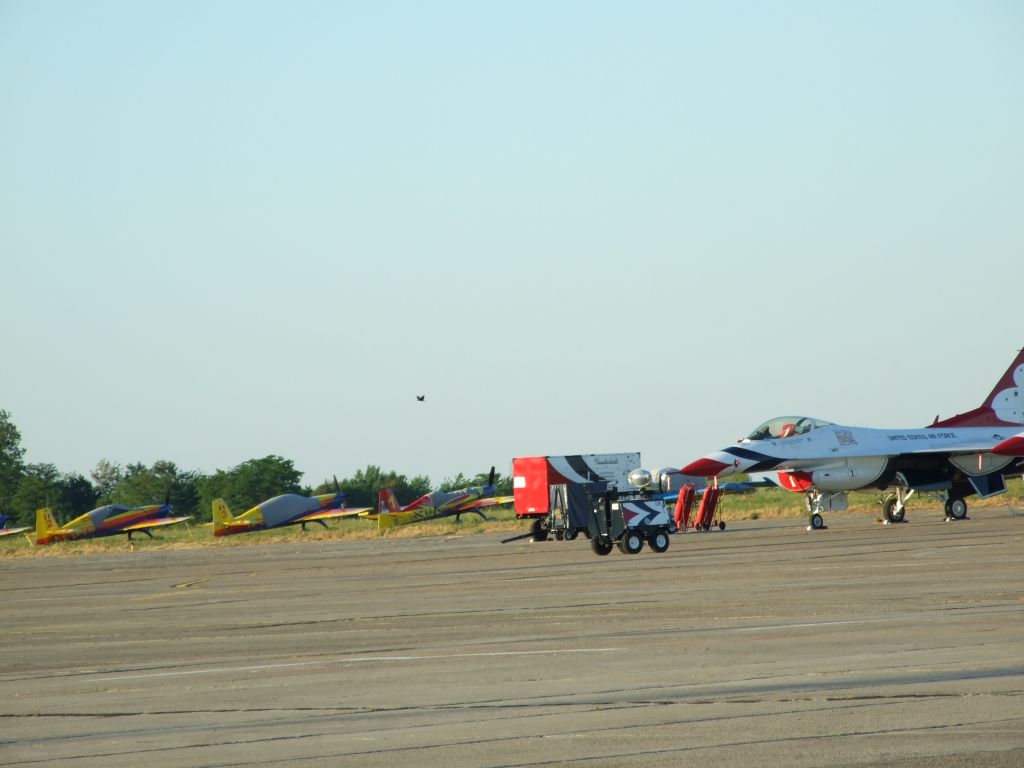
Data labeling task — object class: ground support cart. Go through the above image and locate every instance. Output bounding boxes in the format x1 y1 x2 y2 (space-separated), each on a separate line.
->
548 482 674 556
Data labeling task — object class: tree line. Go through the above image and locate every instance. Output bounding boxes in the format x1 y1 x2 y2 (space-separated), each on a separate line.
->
0 410 512 526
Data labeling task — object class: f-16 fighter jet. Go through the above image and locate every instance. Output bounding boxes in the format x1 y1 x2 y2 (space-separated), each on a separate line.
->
680 347 1024 529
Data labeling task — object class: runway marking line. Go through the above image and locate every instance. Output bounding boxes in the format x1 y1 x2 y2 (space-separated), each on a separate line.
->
94 648 621 682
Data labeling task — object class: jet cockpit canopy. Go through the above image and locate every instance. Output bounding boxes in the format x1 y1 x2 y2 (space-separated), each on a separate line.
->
745 416 832 441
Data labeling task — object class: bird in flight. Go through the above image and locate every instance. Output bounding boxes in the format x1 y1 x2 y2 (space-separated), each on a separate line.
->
416 395 425 402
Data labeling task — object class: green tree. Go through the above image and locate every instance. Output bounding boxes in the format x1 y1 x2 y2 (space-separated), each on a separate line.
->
60 473 99 519
110 460 200 518
329 465 432 507
0 410 26 513
9 466 100 526
439 473 472 492
10 463 62 525
195 455 303 522
90 459 124 503
439 469 512 496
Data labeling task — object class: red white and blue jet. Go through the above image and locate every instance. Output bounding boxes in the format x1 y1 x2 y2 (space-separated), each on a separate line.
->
680 347 1024 528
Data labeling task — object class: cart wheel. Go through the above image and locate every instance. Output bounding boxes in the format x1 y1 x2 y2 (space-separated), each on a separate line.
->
718 521 726 531
648 530 670 553
563 528 578 541
591 537 613 556
531 518 549 541
621 531 644 554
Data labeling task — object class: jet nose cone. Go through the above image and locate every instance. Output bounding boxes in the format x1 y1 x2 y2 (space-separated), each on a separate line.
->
679 457 733 477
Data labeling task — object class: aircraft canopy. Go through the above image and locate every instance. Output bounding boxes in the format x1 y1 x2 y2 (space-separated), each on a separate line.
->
745 416 832 441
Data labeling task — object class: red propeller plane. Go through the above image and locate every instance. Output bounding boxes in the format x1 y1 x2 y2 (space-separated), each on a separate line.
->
370 467 514 529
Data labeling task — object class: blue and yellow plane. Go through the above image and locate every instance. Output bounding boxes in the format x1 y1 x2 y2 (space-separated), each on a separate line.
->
212 485 371 537
35 501 189 545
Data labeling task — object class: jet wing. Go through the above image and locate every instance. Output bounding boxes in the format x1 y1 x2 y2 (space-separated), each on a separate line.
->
0 526 30 537
121 516 192 532
458 496 515 511
295 507 373 523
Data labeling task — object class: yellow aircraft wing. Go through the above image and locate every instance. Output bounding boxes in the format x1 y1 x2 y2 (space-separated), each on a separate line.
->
296 507 373 523
0 526 30 537
121 516 192 531
459 496 515 510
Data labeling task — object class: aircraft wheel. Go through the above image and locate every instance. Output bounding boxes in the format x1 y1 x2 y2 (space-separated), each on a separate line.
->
810 512 825 530
563 528 579 541
718 521 726 531
531 518 549 542
591 537 613 556
945 497 968 520
621 530 644 554
648 530 670 553
883 494 905 523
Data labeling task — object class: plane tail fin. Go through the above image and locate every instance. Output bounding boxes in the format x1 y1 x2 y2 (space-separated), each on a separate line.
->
211 499 233 537
933 347 1024 428
377 489 401 529
378 489 400 515
36 507 60 545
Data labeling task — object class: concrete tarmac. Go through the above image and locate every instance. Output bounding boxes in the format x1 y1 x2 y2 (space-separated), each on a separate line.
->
2 508 1023 767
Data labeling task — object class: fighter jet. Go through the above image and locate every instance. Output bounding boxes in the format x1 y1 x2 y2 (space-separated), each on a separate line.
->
35 501 189 545
211 483 371 537
680 347 1024 529
371 468 514 529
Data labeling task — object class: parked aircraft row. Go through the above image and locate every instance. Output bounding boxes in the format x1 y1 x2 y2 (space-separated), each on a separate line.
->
6 348 1023 545
4 470 513 546
680 346 1024 529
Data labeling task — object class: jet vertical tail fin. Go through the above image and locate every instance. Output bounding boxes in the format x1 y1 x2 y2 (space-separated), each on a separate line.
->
211 499 233 537
932 347 1024 428
36 507 60 545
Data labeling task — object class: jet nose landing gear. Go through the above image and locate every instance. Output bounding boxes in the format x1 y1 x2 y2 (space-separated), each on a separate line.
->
805 489 845 530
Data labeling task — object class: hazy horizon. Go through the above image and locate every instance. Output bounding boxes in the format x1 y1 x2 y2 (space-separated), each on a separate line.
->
3 1 1021 487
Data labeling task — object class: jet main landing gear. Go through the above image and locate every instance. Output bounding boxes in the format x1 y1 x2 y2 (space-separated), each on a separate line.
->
944 496 969 521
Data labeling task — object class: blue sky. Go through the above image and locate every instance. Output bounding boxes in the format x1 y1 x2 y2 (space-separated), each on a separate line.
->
2 1 1021 487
